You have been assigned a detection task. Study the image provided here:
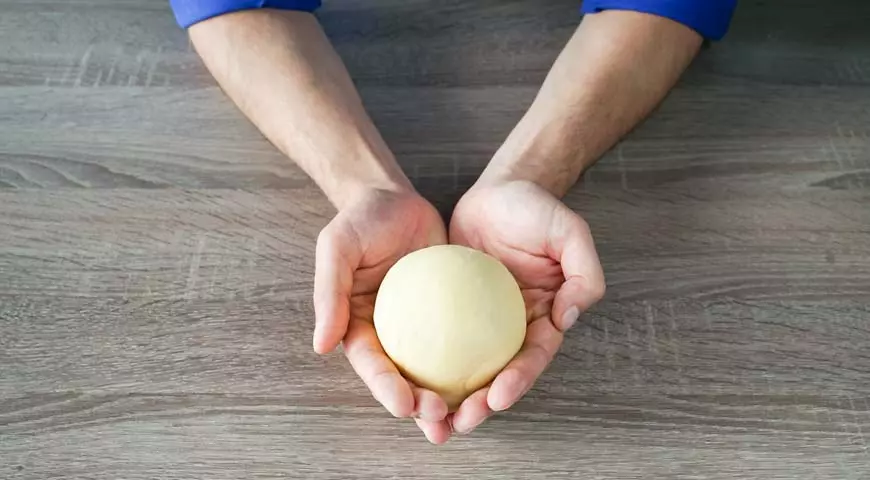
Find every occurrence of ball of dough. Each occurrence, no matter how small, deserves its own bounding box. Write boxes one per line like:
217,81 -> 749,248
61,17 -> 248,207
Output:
374,244 -> 526,410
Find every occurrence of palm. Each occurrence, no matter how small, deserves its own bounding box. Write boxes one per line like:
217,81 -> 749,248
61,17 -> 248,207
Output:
313,189 -> 453,443
451,182 -> 566,324
447,180 -> 605,434
343,192 -> 446,332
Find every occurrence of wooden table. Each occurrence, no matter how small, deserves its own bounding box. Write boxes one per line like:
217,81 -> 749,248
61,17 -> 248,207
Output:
2,1 -> 869,478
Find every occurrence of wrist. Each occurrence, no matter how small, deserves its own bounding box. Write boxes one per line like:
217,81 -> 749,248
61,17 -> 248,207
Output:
477,115 -> 591,197
324,159 -> 414,211
297,128 -> 413,210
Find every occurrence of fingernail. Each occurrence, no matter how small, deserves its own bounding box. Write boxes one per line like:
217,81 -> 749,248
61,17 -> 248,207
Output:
495,377 -> 530,411
453,418 -> 481,435
455,425 -> 473,435
561,306 -> 580,330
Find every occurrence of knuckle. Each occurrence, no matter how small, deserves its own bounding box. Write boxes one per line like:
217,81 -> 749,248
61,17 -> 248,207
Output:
590,278 -> 607,302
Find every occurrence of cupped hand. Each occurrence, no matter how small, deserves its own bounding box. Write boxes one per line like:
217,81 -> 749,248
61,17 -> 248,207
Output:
313,187 -> 453,444
447,180 -> 606,434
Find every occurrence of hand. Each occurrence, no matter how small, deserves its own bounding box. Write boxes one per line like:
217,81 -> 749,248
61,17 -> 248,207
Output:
447,180 -> 606,434
313,187 -> 454,443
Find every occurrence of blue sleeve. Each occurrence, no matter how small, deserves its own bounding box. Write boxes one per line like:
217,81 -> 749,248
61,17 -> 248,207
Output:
580,0 -> 737,40
170,0 -> 322,29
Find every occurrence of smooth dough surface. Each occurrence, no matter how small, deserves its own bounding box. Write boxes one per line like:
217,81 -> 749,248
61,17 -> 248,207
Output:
374,245 -> 526,410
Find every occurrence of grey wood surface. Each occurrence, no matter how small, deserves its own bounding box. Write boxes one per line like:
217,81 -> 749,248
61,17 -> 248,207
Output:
2,0 -> 870,478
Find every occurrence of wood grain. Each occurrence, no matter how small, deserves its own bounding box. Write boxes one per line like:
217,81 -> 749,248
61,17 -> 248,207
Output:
2,0 -> 870,478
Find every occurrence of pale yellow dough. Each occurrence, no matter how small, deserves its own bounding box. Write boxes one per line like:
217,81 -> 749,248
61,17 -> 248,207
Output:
374,244 -> 526,410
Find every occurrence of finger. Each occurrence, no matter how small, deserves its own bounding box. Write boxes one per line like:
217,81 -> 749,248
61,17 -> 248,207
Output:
548,207 -> 606,331
451,388 -> 492,434
411,386 -> 448,422
488,317 -> 563,411
343,317 -> 415,418
414,417 -> 452,445
313,222 -> 360,354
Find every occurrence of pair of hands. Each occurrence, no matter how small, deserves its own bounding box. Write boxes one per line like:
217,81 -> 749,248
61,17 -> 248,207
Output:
188,7 -> 692,443
312,179 -> 606,444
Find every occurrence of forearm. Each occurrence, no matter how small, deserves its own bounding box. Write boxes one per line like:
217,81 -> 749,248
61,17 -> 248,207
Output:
189,10 -> 410,209
480,10 -> 703,196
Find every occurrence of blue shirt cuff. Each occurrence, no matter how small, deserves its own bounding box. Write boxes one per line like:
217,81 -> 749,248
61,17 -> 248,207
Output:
170,0 -> 322,29
580,0 -> 737,40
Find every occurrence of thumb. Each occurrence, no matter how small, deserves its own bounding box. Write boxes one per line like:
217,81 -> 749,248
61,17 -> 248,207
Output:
312,220 -> 361,354
548,207 -> 606,332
